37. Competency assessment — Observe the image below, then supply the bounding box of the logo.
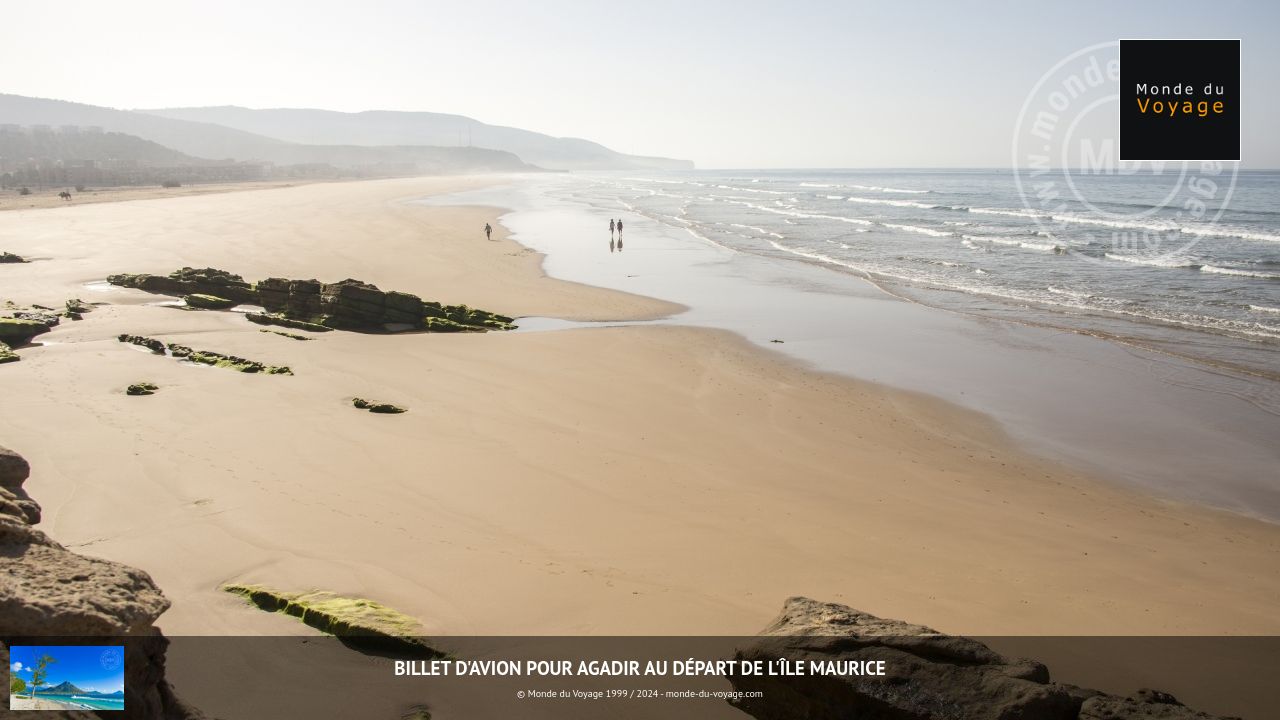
[1012,41,1238,263]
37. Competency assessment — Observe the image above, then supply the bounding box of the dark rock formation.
[0,340,17,364]
[62,297,94,320]
[0,250,27,263]
[257,276,514,332]
[166,343,292,375]
[182,293,237,310]
[353,397,408,414]
[728,597,1239,720]
[0,445,207,719]
[127,382,159,396]
[244,312,332,333]
[1079,691,1235,720]
[0,317,51,346]
[106,266,515,333]
[107,267,258,305]
[118,333,168,354]
[11,310,60,327]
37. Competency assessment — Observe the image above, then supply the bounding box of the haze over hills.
[138,106,692,171]
[0,94,535,176]
[0,94,691,172]
[0,128,201,166]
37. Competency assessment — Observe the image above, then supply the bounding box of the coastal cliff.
[0,445,207,720]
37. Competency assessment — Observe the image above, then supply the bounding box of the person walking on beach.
[609,218,615,238]
[484,222,492,240]
[616,218,624,238]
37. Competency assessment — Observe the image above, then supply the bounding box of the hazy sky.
[3,0,1277,167]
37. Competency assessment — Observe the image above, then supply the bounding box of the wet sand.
[0,175,1277,642]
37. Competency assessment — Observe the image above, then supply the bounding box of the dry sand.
[0,180,311,213]
[0,174,1278,640]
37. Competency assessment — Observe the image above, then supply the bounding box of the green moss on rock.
[245,312,333,333]
[183,293,238,310]
[259,329,312,341]
[166,343,293,375]
[0,318,51,346]
[353,398,407,414]
[126,382,159,396]
[0,341,17,364]
[222,583,441,657]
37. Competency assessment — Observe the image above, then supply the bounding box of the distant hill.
[85,690,124,697]
[138,106,693,171]
[0,128,201,165]
[0,94,535,173]
[40,680,86,695]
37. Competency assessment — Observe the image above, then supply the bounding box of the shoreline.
[433,175,1280,524]
[8,695,93,711]
[1,174,1277,638]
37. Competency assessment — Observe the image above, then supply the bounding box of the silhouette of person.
[609,218,615,238]
[484,223,492,240]
[616,218,624,237]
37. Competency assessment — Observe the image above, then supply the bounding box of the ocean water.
[38,694,124,711]
[557,169,1280,381]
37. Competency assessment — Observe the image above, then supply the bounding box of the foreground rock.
[0,340,17,364]
[222,583,441,657]
[0,444,38,524]
[0,444,207,719]
[728,597,1238,720]
[0,250,27,263]
[108,267,515,333]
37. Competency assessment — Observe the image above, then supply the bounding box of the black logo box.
[1120,39,1240,161]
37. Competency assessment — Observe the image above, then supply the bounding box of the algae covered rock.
[222,583,441,657]
[245,312,333,333]
[0,317,51,346]
[108,266,258,304]
[118,333,167,354]
[127,382,159,396]
[260,328,313,341]
[111,266,516,333]
[0,340,17,364]
[353,397,408,414]
[166,343,292,375]
[183,293,238,310]
[0,251,27,263]
[11,310,59,327]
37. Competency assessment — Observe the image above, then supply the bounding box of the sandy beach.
[0,180,311,213]
[8,694,87,710]
[1,174,1278,643]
